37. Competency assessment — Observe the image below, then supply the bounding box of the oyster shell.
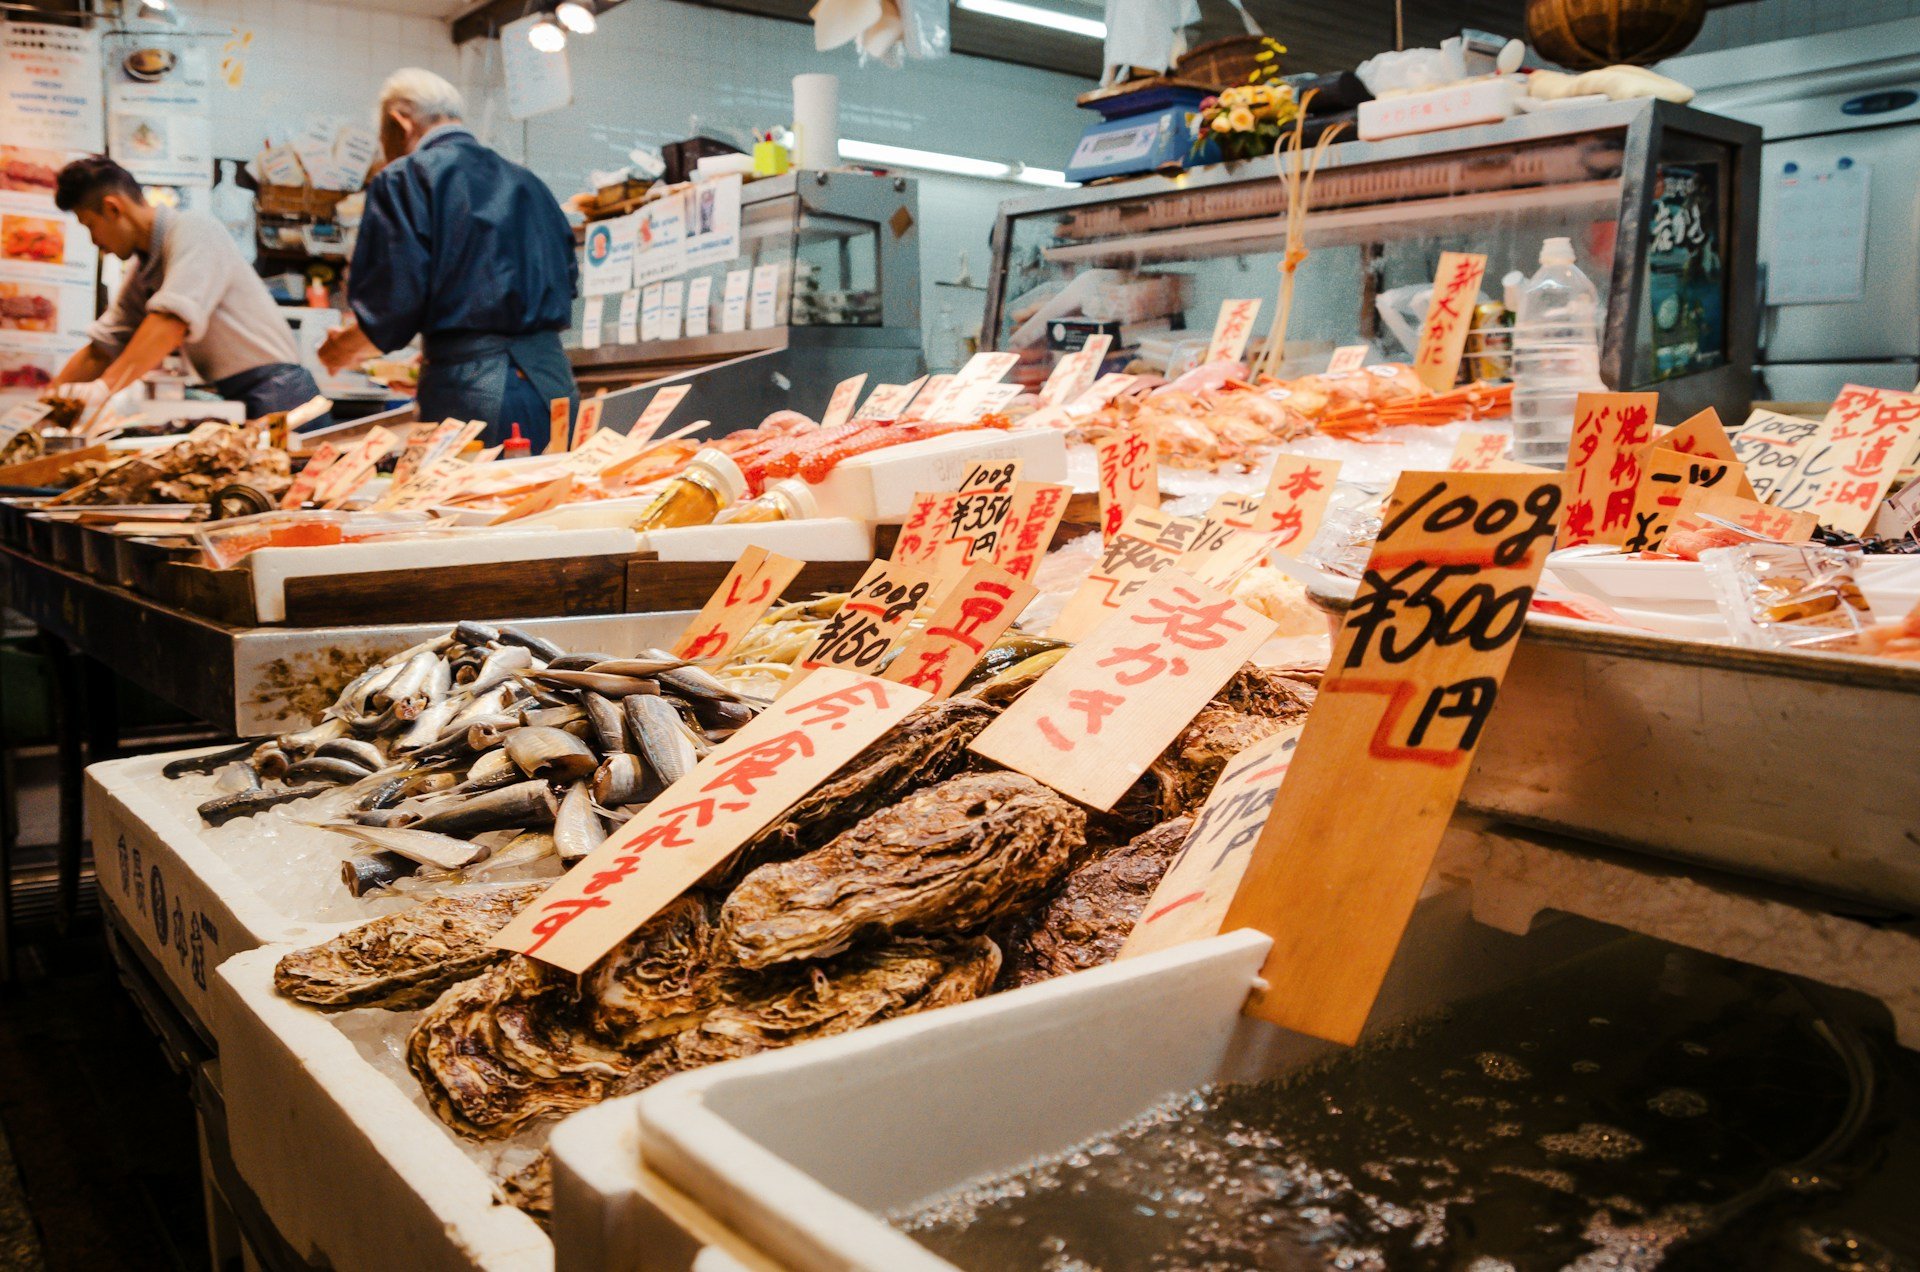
[719,772,1085,968]
[1001,816,1192,989]
[1111,700,1300,831]
[1217,664,1319,718]
[273,884,545,1009]
[582,892,722,1046]
[499,1153,552,1227]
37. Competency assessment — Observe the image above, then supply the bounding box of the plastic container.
[502,423,531,460]
[632,449,747,532]
[713,477,817,525]
[1509,236,1605,466]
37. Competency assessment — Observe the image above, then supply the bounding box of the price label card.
[748,263,781,329]
[640,283,664,341]
[1807,386,1920,534]
[1563,391,1658,546]
[1652,407,1741,463]
[1447,430,1509,472]
[495,669,929,973]
[1047,507,1201,644]
[891,490,959,567]
[933,381,1022,425]
[936,471,1023,571]
[1672,488,1818,544]
[1222,469,1565,1044]
[629,384,690,448]
[312,426,400,508]
[617,290,641,345]
[1326,344,1370,374]
[279,442,340,509]
[951,350,1019,388]
[993,480,1072,581]
[489,474,577,524]
[790,559,939,681]
[1177,517,1280,590]
[570,391,607,451]
[1622,449,1751,552]
[906,375,957,421]
[685,276,713,338]
[1874,479,1920,541]
[1040,335,1112,406]
[1730,408,1823,506]
[1063,372,1138,420]
[581,295,605,350]
[561,429,645,476]
[720,269,750,333]
[672,545,806,660]
[1120,721,1306,960]
[1252,454,1340,554]
[660,279,685,341]
[973,570,1276,810]
[883,561,1037,699]
[855,377,926,422]
[820,374,867,429]
[1096,430,1159,541]
[546,398,572,455]
[1206,299,1262,365]
[1413,251,1487,393]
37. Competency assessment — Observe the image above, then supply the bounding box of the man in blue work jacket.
[320,69,578,447]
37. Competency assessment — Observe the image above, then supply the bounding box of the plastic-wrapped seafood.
[998,817,1191,989]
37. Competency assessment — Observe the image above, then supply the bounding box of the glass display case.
[983,100,1761,421]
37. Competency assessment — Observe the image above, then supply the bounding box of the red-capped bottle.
[502,422,531,459]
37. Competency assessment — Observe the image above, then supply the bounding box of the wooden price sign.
[1326,344,1370,374]
[279,442,340,509]
[789,559,939,682]
[496,669,929,972]
[993,480,1072,581]
[1447,430,1510,472]
[1253,454,1340,554]
[1621,449,1751,552]
[1046,507,1202,644]
[1730,408,1822,506]
[1040,335,1112,406]
[1809,387,1920,534]
[1206,299,1262,365]
[1178,517,1279,590]
[1412,252,1487,393]
[855,376,927,422]
[672,545,806,660]
[1096,430,1159,541]
[891,491,958,567]
[934,460,1023,571]
[1653,407,1740,461]
[820,374,867,429]
[1221,469,1565,1044]
[1062,372,1138,420]
[488,474,577,525]
[312,426,401,508]
[560,429,646,476]
[1119,721,1305,960]
[1562,391,1657,546]
[883,561,1036,698]
[546,398,571,454]
[1672,488,1817,545]
[629,384,691,448]
[972,569,1275,810]
[570,390,608,451]
[906,374,956,421]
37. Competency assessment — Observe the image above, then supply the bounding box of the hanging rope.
[1256,92,1345,379]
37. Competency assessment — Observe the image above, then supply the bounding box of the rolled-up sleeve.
[348,168,431,353]
[145,214,232,341]
[86,276,142,360]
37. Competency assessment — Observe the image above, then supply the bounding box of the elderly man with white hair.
[321,68,578,447]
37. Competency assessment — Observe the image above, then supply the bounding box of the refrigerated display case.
[982,99,1761,422]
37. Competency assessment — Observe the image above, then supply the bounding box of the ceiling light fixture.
[528,15,567,50]
[555,1,597,33]
[839,140,1074,187]
[139,0,169,10]
[954,0,1105,39]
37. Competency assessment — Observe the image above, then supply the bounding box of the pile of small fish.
[163,621,756,899]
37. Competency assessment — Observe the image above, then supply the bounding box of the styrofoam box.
[552,882,1619,1271]
[1547,550,1920,617]
[215,947,552,1271]
[636,518,871,562]
[806,428,1069,523]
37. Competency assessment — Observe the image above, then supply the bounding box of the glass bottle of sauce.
[713,477,817,524]
[631,449,748,531]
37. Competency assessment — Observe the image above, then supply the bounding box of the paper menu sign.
[684,277,713,338]
[659,280,685,341]
[1046,507,1201,644]
[1327,344,1370,374]
[1120,721,1306,960]
[1040,335,1111,406]
[1622,449,1751,552]
[617,290,641,344]
[719,270,750,333]
[890,491,959,567]
[1447,430,1509,472]
[581,296,604,350]
[630,384,691,447]
[570,392,607,451]
[279,441,340,508]
[640,284,664,341]
[1413,251,1487,393]
[883,562,1036,699]
[972,570,1275,810]
[1206,299,1263,365]
[856,378,926,422]
[993,480,1072,581]
[790,559,939,680]
[1222,468,1565,1044]
[820,374,867,429]
[671,545,806,660]
[748,264,781,329]
[1096,431,1159,540]
[495,669,929,973]
[1672,488,1817,545]
[1562,391,1657,546]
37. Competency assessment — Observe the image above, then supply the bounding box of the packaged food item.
[631,448,748,531]
[1701,542,1875,650]
[713,477,818,525]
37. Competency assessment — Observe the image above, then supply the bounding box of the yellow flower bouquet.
[1193,39,1297,163]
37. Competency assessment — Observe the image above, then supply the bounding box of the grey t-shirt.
[88,205,299,384]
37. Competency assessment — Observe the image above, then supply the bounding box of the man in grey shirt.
[48,156,327,423]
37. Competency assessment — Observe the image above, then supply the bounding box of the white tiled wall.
[1685,0,1920,53]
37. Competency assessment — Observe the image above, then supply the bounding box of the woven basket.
[1526,0,1706,68]
[1177,35,1275,91]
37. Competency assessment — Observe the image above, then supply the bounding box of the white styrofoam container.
[807,428,1068,523]
[214,947,552,1271]
[553,882,1617,1271]
[1547,550,1920,619]
[1357,79,1518,141]
[636,518,872,562]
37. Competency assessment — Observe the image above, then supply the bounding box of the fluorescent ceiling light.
[955,0,1105,39]
[528,16,567,50]
[839,140,1078,188]
[556,1,597,33]
[139,0,168,10]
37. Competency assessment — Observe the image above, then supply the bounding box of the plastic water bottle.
[1509,237,1605,466]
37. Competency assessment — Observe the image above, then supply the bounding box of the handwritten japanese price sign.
[934,460,1024,571]
[1178,517,1280,590]
[1047,507,1201,644]
[560,429,645,476]
[1672,488,1817,544]
[1563,391,1657,547]
[906,374,956,421]
[1041,334,1112,406]
[1327,344,1370,374]
[1621,449,1751,552]
[546,398,571,455]
[488,475,576,524]
[1096,430,1159,541]
[1222,469,1565,1044]
[671,545,805,660]
[973,570,1275,808]
[820,374,868,429]
[789,559,938,682]
[570,391,608,451]
[313,426,401,508]
[1254,454,1341,554]
[855,376,928,422]
[1654,407,1740,461]
[1447,430,1509,472]
[629,384,691,447]
[891,491,959,566]
[1119,721,1305,959]
[1413,252,1487,393]
[994,480,1072,581]
[1209,492,1261,529]
[279,442,340,509]
[496,669,929,972]
[1730,409,1823,506]
[884,562,1036,698]
[1809,387,1920,534]
[1206,299,1263,365]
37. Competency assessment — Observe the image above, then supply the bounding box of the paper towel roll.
[793,74,840,171]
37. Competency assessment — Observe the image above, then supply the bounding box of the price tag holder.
[883,561,1037,699]
[1413,251,1487,393]
[495,669,929,973]
[1206,299,1262,365]
[671,545,806,660]
[1563,391,1657,546]
[1221,469,1565,1044]
[972,569,1275,810]
[1096,430,1159,541]
[789,559,939,682]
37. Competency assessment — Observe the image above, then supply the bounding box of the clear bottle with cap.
[713,477,818,524]
[631,448,748,531]
[1509,236,1606,466]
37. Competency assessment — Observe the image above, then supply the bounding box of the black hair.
[53,155,143,214]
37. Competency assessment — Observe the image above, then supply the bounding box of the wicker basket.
[1526,0,1706,69]
[1176,35,1275,91]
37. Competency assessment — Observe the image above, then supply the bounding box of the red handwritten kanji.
[1132,588,1247,651]
[1098,642,1186,685]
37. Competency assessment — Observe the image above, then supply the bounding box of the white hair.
[379,68,466,126]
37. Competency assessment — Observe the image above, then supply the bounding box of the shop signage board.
[496,669,929,973]
[1412,251,1487,393]
[1205,299,1261,364]
[1562,391,1657,546]
[582,213,638,297]
[972,569,1275,810]
[788,559,939,682]
[994,480,1071,581]
[1095,430,1158,540]
[1622,449,1750,552]
[684,277,713,337]
[1047,507,1200,644]
[883,561,1036,698]
[672,545,806,660]
[820,374,867,428]
[1222,468,1565,1044]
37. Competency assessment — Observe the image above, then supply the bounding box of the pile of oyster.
[273,656,1316,1220]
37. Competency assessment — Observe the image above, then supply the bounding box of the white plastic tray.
[807,428,1068,523]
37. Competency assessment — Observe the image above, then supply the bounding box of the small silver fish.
[591,752,647,806]
[395,697,459,752]
[315,738,387,770]
[468,645,534,695]
[553,781,605,863]
[526,668,664,697]
[319,822,492,870]
[505,726,597,781]
[409,780,557,834]
[624,694,696,787]
[582,693,627,756]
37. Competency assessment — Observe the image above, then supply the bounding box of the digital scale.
[1065,78,1220,184]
